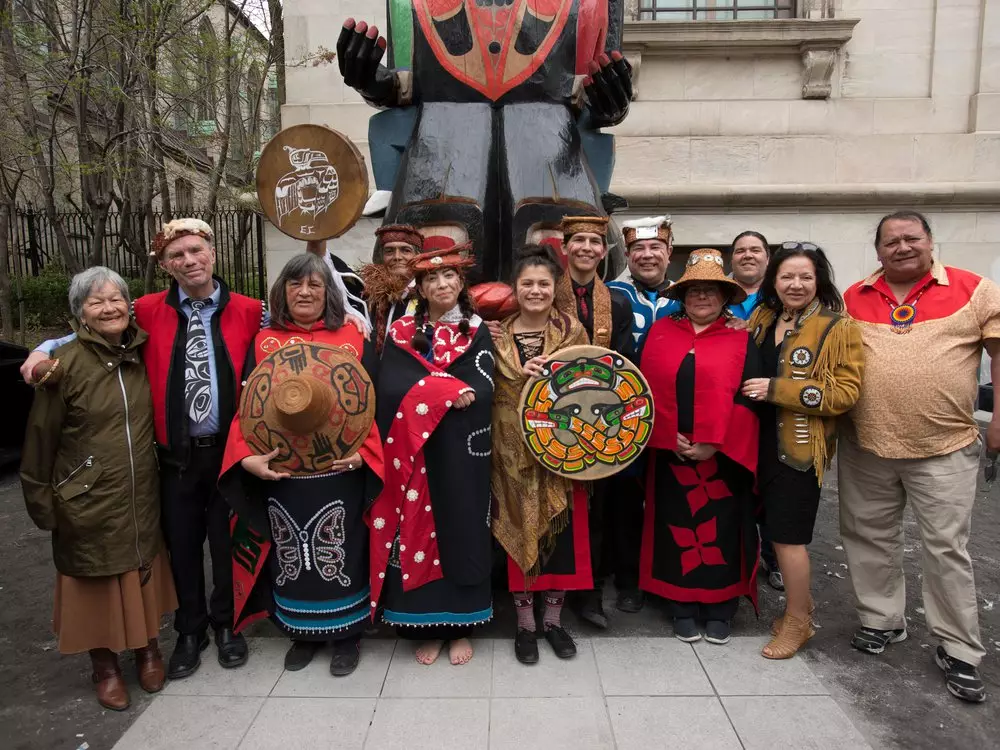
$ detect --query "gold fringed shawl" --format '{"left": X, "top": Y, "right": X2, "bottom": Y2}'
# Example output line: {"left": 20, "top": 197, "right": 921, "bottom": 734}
{"left": 750, "top": 303, "right": 864, "bottom": 484}
{"left": 555, "top": 275, "right": 613, "bottom": 349}
{"left": 491, "top": 308, "right": 589, "bottom": 580}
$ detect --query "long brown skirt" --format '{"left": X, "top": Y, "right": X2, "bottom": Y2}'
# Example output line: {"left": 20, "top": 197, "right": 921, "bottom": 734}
{"left": 52, "top": 551, "right": 178, "bottom": 655}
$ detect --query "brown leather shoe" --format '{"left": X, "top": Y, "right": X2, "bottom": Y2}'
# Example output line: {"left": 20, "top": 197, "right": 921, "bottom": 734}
{"left": 135, "top": 639, "right": 166, "bottom": 693}
{"left": 89, "top": 648, "right": 130, "bottom": 711}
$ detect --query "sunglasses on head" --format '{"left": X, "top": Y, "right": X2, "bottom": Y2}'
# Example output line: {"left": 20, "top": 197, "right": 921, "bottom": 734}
{"left": 781, "top": 242, "right": 820, "bottom": 252}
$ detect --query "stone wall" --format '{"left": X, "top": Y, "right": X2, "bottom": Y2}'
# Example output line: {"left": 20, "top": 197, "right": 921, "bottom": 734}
{"left": 269, "top": 0, "right": 1000, "bottom": 290}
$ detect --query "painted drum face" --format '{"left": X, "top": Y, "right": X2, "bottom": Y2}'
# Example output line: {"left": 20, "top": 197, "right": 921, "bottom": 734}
{"left": 519, "top": 345, "right": 655, "bottom": 480}
{"left": 239, "top": 342, "right": 375, "bottom": 476}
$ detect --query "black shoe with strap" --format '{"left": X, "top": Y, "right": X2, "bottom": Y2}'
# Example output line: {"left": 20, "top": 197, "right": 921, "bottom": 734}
{"left": 284, "top": 640, "right": 323, "bottom": 671}
{"left": 215, "top": 627, "right": 249, "bottom": 668}
{"left": 935, "top": 646, "right": 986, "bottom": 704}
{"left": 850, "top": 626, "right": 907, "bottom": 655}
{"left": 330, "top": 636, "right": 361, "bottom": 677}
{"left": 515, "top": 629, "right": 539, "bottom": 665}
{"left": 543, "top": 625, "right": 577, "bottom": 659}
{"left": 167, "top": 632, "right": 210, "bottom": 680}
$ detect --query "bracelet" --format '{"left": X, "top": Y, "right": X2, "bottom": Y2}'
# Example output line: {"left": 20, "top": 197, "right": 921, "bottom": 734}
{"left": 34, "top": 359, "right": 60, "bottom": 387}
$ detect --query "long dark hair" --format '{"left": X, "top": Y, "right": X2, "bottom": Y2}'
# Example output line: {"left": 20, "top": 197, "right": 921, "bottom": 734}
{"left": 269, "top": 253, "right": 345, "bottom": 330}
{"left": 874, "top": 210, "right": 932, "bottom": 248}
{"left": 411, "top": 270, "right": 476, "bottom": 356}
{"left": 510, "top": 243, "right": 563, "bottom": 286}
{"left": 759, "top": 243, "right": 843, "bottom": 313}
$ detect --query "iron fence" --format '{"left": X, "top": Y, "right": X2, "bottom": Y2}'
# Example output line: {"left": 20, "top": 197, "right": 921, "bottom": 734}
{"left": 5, "top": 206, "right": 267, "bottom": 300}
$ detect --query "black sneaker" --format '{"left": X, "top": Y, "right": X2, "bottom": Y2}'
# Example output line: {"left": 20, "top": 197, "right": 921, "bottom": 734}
{"left": 673, "top": 617, "right": 701, "bottom": 643}
{"left": 850, "top": 626, "right": 907, "bottom": 655}
{"left": 935, "top": 646, "right": 986, "bottom": 703}
{"left": 615, "top": 589, "right": 644, "bottom": 614}
{"left": 284, "top": 640, "right": 322, "bottom": 671}
{"left": 514, "top": 629, "right": 539, "bottom": 665}
{"left": 329, "top": 637, "right": 361, "bottom": 677}
{"left": 705, "top": 620, "right": 731, "bottom": 645}
{"left": 543, "top": 625, "right": 577, "bottom": 659}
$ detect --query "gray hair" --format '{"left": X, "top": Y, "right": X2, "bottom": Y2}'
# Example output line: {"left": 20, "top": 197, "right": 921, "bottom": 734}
{"left": 269, "top": 253, "right": 345, "bottom": 331}
{"left": 69, "top": 266, "right": 130, "bottom": 320}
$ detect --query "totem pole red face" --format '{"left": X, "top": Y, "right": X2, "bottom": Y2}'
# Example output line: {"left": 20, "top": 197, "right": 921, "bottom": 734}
{"left": 415, "top": 0, "right": 573, "bottom": 101}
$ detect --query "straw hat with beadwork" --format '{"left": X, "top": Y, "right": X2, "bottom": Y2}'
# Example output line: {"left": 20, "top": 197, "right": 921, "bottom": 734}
{"left": 560, "top": 215, "right": 609, "bottom": 243}
{"left": 668, "top": 248, "right": 747, "bottom": 303}
{"left": 410, "top": 242, "right": 476, "bottom": 274}
{"left": 239, "top": 342, "right": 375, "bottom": 476}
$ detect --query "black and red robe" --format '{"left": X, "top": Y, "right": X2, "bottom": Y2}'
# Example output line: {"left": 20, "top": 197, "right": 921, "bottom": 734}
{"left": 369, "top": 312, "right": 495, "bottom": 628}
{"left": 219, "top": 323, "right": 385, "bottom": 637}
{"left": 638, "top": 315, "right": 760, "bottom": 608}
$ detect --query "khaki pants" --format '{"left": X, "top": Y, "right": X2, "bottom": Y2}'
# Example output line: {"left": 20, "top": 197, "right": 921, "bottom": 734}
{"left": 838, "top": 435, "right": 985, "bottom": 666}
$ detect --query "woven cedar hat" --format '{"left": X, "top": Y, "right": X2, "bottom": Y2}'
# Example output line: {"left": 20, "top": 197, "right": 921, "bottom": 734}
{"left": 621, "top": 216, "right": 672, "bottom": 249}
{"left": 151, "top": 218, "right": 214, "bottom": 258}
{"left": 375, "top": 223, "right": 423, "bottom": 251}
{"left": 239, "top": 342, "right": 375, "bottom": 476}
{"left": 667, "top": 248, "right": 747, "bottom": 303}
{"left": 560, "top": 215, "right": 609, "bottom": 242}
{"left": 410, "top": 242, "right": 476, "bottom": 274}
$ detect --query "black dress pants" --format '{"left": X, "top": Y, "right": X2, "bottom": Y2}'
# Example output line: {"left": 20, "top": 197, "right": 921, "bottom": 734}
{"left": 605, "top": 473, "right": 645, "bottom": 591}
{"left": 667, "top": 598, "right": 739, "bottom": 622}
{"left": 160, "top": 443, "right": 233, "bottom": 636}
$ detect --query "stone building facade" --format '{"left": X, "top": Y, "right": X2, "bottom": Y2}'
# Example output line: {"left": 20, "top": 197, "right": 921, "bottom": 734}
{"left": 269, "top": 0, "right": 1000, "bottom": 290}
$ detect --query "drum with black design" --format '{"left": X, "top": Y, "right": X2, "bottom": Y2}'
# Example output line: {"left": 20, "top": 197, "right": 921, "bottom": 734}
{"left": 238, "top": 342, "right": 376, "bottom": 476}
{"left": 519, "top": 345, "right": 655, "bottom": 481}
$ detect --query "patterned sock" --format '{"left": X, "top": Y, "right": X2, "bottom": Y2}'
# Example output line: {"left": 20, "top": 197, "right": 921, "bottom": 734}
{"left": 513, "top": 592, "right": 535, "bottom": 631}
{"left": 543, "top": 590, "right": 566, "bottom": 630}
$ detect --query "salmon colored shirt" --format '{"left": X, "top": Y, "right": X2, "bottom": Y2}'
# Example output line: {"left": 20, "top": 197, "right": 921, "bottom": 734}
{"left": 844, "top": 261, "right": 1000, "bottom": 459}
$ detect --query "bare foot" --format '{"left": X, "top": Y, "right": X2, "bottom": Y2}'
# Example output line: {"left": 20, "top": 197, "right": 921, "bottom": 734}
{"left": 415, "top": 640, "right": 445, "bottom": 665}
{"left": 448, "top": 638, "right": 474, "bottom": 665}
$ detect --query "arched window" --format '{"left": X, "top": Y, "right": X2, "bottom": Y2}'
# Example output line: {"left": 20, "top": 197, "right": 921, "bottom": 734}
{"left": 196, "top": 18, "right": 217, "bottom": 122}
{"left": 639, "top": 0, "right": 796, "bottom": 20}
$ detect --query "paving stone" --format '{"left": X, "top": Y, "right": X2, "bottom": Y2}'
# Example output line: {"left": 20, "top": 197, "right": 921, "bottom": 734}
{"left": 489, "top": 697, "right": 615, "bottom": 750}
{"left": 594, "top": 638, "right": 714, "bottom": 696}
{"left": 607, "top": 697, "right": 742, "bottom": 750}
{"left": 381, "top": 638, "right": 493, "bottom": 698}
{"left": 270, "top": 639, "right": 395, "bottom": 698}
{"left": 693, "top": 636, "right": 829, "bottom": 696}
{"left": 161, "top": 637, "right": 285, "bottom": 697}
{"left": 491, "top": 636, "right": 602, "bottom": 697}
{"left": 365, "top": 698, "right": 490, "bottom": 749}
{"left": 723, "top": 696, "right": 872, "bottom": 749}
{"left": 114, "top": 696, "right": 264, "bottom": 750}
{"left": 238, "top": 697, "right": 375, "bottom": 750}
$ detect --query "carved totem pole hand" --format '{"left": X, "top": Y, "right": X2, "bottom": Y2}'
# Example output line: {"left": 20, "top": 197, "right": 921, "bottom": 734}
{"left": 337, "top": 19, "right": 396, "bottom": 105}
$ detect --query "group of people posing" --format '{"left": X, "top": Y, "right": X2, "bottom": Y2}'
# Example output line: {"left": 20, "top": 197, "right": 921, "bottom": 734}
{"left": 19, "top": 209, "right": 998, "bottom": 711}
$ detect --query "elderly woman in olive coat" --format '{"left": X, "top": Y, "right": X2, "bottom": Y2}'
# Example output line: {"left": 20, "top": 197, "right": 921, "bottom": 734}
{"left": 20, "top": 267, "right": 177, "bottom": 712}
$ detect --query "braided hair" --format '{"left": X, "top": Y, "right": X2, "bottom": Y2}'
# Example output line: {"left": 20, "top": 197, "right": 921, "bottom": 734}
{"left": 410, "top": 270, "right": 477, "bottom": 355}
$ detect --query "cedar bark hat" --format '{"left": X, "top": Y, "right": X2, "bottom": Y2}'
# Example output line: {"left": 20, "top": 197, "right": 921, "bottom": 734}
{"left": 410, "top": 242, "right": 476, "bottom": 274}
{"left": 621, "top": 216, "right": 672, "bottom": 249}
{"left": 151, "top": 218, "right": 215, "bottom": 258}
{"left": 667, "top": 248, "right": 747, "bottom": 303}
{"left": 560, "top": 215, "right": 609, "bottom": 243}
{"left": 239, "top": 342, "right": 375, "bottom": 476}
{"left": 375, "top": 223, "right": 424, "bottom": 251}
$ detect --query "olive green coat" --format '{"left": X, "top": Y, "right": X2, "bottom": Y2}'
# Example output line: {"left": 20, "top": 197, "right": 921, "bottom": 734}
{"left": 20, "top": 321, "right": 163, "bottom": 577}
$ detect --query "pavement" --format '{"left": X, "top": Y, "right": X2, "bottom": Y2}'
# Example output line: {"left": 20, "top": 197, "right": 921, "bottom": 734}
{"left": 112, "top": 635, "right": 870, "bottom": 750}
{"left": 2, "top": 451, "right": 998, "bottom": 750}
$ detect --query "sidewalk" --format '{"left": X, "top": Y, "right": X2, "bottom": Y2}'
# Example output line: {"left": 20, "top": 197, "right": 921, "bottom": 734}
{"left": 113, "top": 635, "right": 871, "bottom": 750}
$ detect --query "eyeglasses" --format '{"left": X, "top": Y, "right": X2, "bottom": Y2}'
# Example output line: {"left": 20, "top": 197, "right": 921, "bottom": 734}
{"left": 781, "top": 242, "right": 820, "bottom": 252}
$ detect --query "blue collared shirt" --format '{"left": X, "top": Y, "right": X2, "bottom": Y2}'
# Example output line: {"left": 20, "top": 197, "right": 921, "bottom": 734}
{"left": 178, "top": 282, "right": 222, "bottom": 436}
{"left": 728, "top": 289, "right": 762, "bottom": 320}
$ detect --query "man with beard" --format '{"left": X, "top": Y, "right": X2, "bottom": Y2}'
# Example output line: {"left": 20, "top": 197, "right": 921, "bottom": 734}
{"left": 553, "top": 216, "right": 633, "bottom": 630}
{"left": 729, "top": 230, "right": 770, "bottom": 320}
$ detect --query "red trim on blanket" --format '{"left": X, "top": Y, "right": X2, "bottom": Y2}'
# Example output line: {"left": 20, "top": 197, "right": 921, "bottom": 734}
{"left": 506, "top": 484, "right": 593, "bottom": 592}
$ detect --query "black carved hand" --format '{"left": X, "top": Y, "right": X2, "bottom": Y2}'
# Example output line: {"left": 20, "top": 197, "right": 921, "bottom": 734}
{"left": 337, "top": 18, "right": 396, "bottom": 105}
{"left": 585, "top": 51, "right": 633, "bottom": 127}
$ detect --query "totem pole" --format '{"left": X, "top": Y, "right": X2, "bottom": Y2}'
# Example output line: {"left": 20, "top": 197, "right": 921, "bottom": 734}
{"left": 337, "top": 0, "right": 633, "bottom": 284}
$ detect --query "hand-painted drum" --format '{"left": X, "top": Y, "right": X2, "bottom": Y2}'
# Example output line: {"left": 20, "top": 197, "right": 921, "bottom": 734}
{"left": 256, "top": 124, "right": 369, "bottom": 241}
{"left": 519, "top": 345, "right": 654, "bottom": 480}
{"left": 239, "top": 342, "right": 375, "bottom": 476}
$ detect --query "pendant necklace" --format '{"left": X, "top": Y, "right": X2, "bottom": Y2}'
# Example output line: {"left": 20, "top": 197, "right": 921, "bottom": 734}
{"left": 887, "top": 286, "right": 927, "bottom": 335}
